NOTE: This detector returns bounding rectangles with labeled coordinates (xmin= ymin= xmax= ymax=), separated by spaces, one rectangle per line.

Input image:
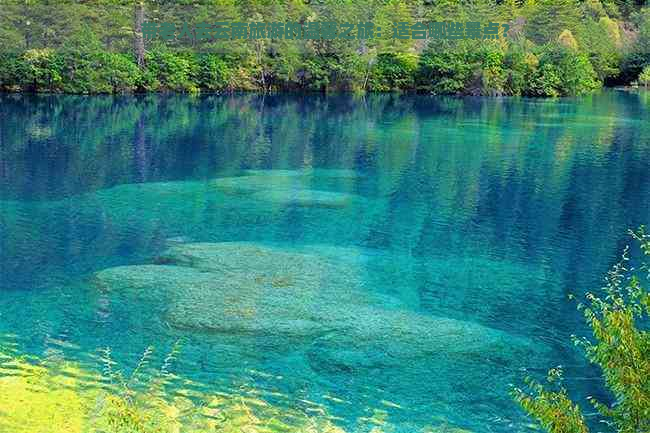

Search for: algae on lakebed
xmin=0 ymin=348 xmax=349 ymax=433
xmin=0 ymin=357 xmax=90 ymax=433
xmin=0 ymin=345 xmax=481 ymax=433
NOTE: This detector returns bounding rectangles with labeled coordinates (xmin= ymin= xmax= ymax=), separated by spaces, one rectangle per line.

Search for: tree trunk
xmin=133 ymin=1 xmax=145 ymax=68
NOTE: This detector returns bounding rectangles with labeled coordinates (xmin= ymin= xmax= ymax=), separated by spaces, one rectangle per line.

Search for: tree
xmin=525 ymin=0 xmax=582 ymax=45
xmin=577 ymin=17 xmax=621 ymax=82
xmin=558 ymin=29 xmax=578 ymax=51
xmin=133 ymin=1 xmax=145 ymax=68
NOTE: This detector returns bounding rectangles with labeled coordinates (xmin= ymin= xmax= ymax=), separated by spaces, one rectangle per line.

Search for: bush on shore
xmin=512 ymin=227 xmax=650 ymax=433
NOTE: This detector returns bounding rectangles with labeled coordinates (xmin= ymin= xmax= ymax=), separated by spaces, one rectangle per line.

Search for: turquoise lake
xmin=1 ymin=91 xmax=649 ymax=432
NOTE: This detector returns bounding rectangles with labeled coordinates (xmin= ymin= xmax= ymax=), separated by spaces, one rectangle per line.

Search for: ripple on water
xmin=4 ymin=93 xmax=646 ymax=433
xmin=86 ymin=240 xmax=553 ymax=432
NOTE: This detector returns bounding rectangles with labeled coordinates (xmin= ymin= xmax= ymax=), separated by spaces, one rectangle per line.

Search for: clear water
xmin=1 ymin=92 xmax=649 ymax=433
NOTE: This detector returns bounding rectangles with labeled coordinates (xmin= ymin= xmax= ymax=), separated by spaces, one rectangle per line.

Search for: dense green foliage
xmin=640 ymin=66 xmax=650 ymax=86
xmin=0 ymin=0 xmax=648 ymax=95
xmin=513 ymin=227 xmax=650 ymax=433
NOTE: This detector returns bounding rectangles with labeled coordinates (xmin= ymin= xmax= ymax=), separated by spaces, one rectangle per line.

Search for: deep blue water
xmin=1 ymin=92 xmax=649 ymax=433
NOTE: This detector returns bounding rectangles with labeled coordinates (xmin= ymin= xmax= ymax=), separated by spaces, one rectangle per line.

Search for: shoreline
xmin=2 ymin=87 xmax=644 ymax=97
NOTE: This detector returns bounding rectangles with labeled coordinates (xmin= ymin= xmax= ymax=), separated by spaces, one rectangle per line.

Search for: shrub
xmin=530 ymin=45 xmax=600 ymax=96
xmin=513 ymin=227 xmax=650 ymax=433
xmin=0 ymin=53 xmax=26 ymax=91
xmin=639 ymin=66 xmax=650 ymax=87
xmin=560 ymin=53 xmax=601 ymax=95
xmin=146 ymin=50 xmax=199 ymax=93
xmin=528 ymin=62 xmax=563 ymax=97
xmin=301 ymin=57 xmax=333 ymax=91
xmin=504 ymin=50 xmax=539 ymax=96
xmin=417 ymin=46 xmax=477 ymax=95
xmin=95 ymin=52 xmax=141 ymax=93
xmin=480 ymin=50 xmax=507 ymax=96
xmin=513 ymin=368 xmax=589 ymax=433
xmin=197 ymin=54 xmax=233 ymax=92
xmin=369 ymin=52 xmax=418 ymax=92
xmin=21 ymin=48 xmax=63 ymax=92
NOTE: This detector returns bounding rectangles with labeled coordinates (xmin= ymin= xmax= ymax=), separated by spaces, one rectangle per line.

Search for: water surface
xmin=1 ymin=92 xmax=649 ymax=433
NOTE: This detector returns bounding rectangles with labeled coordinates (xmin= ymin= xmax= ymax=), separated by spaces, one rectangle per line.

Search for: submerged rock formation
xmin=95 ymin=243 xmax=398 ymax=337
xmin=211 ymin=170 xmax=363 ymax=208
xmin=93 ymin=242 xmax=547 ymax=375
xmin=250 ymin=189 xmax=356 ymax=209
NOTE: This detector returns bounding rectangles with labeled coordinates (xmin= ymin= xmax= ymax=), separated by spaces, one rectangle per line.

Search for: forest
xmin=0 ymin=0 xmax=649 ymax=96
